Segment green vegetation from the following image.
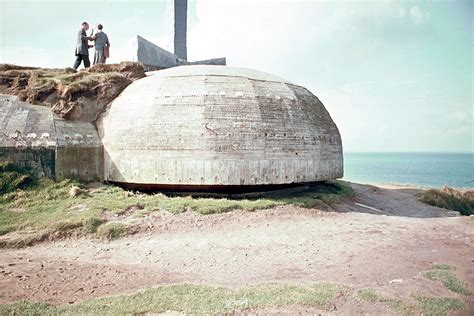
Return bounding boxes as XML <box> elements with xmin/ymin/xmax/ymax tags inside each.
<box><xmin>417</xmin><ymin>187</ymin><xmax>474</xmax><ymax>216</ymax></box>
<box><xmin>0</xmin><ymin>300</ymin><xmax>58</xmax><ymax>316</ymax></box>
<box><xmin>96</xmin><ymin>223</ymin><xmax>129</xmax><ymax>240</ymax></box>
<box><xmin>430</xmin><ymin>263</ymin><xmax>456</xmax><ymax>271</ymax></box>
<box><xmin>1</xmin><ymin>283</ymin><xmax>468</xmax><ymax>315</ymax></box>
<box><xmin>0</xmin><ymin>163</ymin><xmax>353</xmax><ymax>246</ymax></box>
<box><xmin>357</xmin><ymin>288</ymin><xmax>417</xmax><ymax>315</ymax></box>
<box><xmin>0</xmin><ymin>162</ymin><xmax>33</xmax><ymax>195</ymax></box>
<box><xmin>357</xmin><ymin>288</ymin><xmax>464</xmax><ymax>316</ymax></box>
<box><xmin>32</xmin><ymin>70</ymin><xmax>127</xmax><ymax>95</ymax></box>
<box><xmin>424</xmin><ymin>264</ymin><xmax>470</xmax><ymax>295</ymax></box>
<box><xmin>414</xmin><ymin>296</ymin><xmax>463</xmax><ymax>316</ymax></box>
<box><xmin>0</xmin><ymin>283</ymin><xmax>346</xmax><ymax>315</ymax></box>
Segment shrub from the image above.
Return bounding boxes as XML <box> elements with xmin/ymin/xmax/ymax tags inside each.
<box><xmin>96</xmin><ymin>223</ymin><xmax>129</xmax><ymax>240</ymax></box>
<box><xmin>417</xmin><ymin>187</ymin><xmax>474</xmax><ymax>216</ymax></box>
<box><xmin>0</xmin><ymin>162</ymin><xmax>33</xmax><ymax>195</ymax></box>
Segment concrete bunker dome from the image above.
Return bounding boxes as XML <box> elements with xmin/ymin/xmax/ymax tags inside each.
<box><xmin>98</xmin><ymin>65</ymin><xmax>343</xmax><ymax>189</ymax></box>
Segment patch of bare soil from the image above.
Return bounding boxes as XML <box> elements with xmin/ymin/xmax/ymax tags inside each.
<box><xmin>0</xmin><ymin>62</ymin><xmax>145</xmax><ymax>122</ymax></box>
<box><xmin>0</xmin><ymin>182</ymin><xmax>473</xmax><ymax>314</ymax></box>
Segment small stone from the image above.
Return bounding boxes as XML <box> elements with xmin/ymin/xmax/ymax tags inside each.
<box><xmin>389</xmin><ymin>279</ymin><xmax>403</xmax><ymax>284</ymax></box>
<box><xmin>69</xmin><ymin>186</ymin><xmax>85</xmax><ymax>198</ymax></box>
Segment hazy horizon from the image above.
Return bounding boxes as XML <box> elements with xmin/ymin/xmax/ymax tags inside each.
<box><xmin>1</xmin><ymin>0</ymin><xmax>472</xmax><ymax>153</ymax></box>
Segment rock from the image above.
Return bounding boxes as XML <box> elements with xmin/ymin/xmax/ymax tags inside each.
<box><xmin>15</xmin><ymin>189</ymin><xmax>27</xmax><ymax>198</ymax></box>
<box><xmin>69</xmin><ymin>186</ymin><xmax>84</xmax><ymax>198</ymax></box>
<box><xmin>389</xmin><ymin>279</ymin><xmax>403</xmax><ymax>283</ymax></box>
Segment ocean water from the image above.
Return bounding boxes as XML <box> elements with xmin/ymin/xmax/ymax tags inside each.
<box><xmin>343</xmin><ymin>152</ymin><xmax>474</xmax><ymax>189</ymax></box>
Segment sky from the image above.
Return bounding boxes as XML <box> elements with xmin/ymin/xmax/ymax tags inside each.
<box><xmin>0</xmin><ymin>0</ymin><xmax>472</xmax><ymax>153</ymax></box>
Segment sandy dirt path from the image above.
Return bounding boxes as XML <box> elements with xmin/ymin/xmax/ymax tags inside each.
<box><xmin>1</xmin><ymin>183</ymin><xmax>473</xmax><ymax>314</ymax></box>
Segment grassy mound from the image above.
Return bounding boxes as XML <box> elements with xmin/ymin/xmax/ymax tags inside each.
<box><xmin>417</xmin><ymin>187</ymin><xmax>474</xmax><ymax>216</ymax></box>
<box><xmin>0</xmin><ymin>62</ymin><xmax>145</xmax><ymax>122</ymax></box>
<box><xmin>0</xmin><ymin>163</ymin><xmax>353</xmax><ymax>246</ymax></box>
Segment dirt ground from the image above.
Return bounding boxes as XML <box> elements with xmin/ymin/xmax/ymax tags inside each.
<box><xmin>0</xmin><ymin>182</ymin><xmax>473</xmax><ymax>314</ymax></box>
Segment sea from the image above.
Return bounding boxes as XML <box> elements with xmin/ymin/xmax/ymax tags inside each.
<box><xmin>343</xmin><ymin>152</ymin><xmax>474</xmax><ymax>189</ymax></box>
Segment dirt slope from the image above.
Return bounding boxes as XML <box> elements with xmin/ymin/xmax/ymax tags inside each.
<box><xmin>0</xmin><ymin>62</ymin><xmax>145</xmax><ymax>122</ymax></box>
<box><xmin>0</xmin><ymin>183</ymin><xmax>473</xmax><ymax>314</ymax></box>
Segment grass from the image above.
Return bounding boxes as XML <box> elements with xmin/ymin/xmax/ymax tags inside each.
<box><xmin>96</xmin><ymin>223</ymin><xmax>129</xmax><ymax>240</ymax></box>
<box><xmin>357</xmin><ymin>288</ymin><xmax>417</xmax><ymax>315</ymax></box>
<box><xmin>0</xmin><ymin>162</ymin><xmax>33</xmax><ymax>195</ymax></box>
<box><xmin>0</xmin><ymin>283</ymin><xmax>346</xmax><ymax>315</ymax></box>
<box><xmin>430</xmin><ymin>263</ymin><xmax>456</xmax><ymax>271</ymax></box>
<box><xmin>424</xmin><ymin>264</ymin><xmax>470</xmax><ymax>295</ymax></box>
<box><xmin>0</xmin><ymin>164</ymin><xmax>353</xmax><ymax>246</ymax></box>
<box><xmin>29</xmin><ymin>70</ymin><xmax>128</xmax><ymax>100</ymax></box>
<box><xmin>414</xmin><ymin>296</ymin><xmax>463</xmax><ymax>316</ymax></box>
<box><xmin>357</xmin><ymin>288</ymin><xmax>464</xmax><ymax>316</ymax></box>
<box><xmin>417</xmin><ymin>187</ymin><xmax>474</xmax><ymax>216</ymax></box>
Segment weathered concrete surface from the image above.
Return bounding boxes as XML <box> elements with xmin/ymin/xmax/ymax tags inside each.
<box><xmin>136</xmin><ymin>36</ymin><xmax>226</xmax><ymax>71</ymax></box>
<box><xmin>98</xmin><ymin>65</ymin><xmax>343</xmax><ymax>187</ymax></box>
<box><xmin>188</xmin><ymin>57</ymin><xmax>227</xmax><ymax>66</ymax></box>
<box><xmin>137</xmin><ymin>36</ymin><xmax>185</xmax><ymax>70</ymax></box>
<box><xmin>168</xmin><ymin>0</ymin><xmax>188</xmax><ymax>60</ymax></box>
<box><xmin>54</xmin><ymin>118</ymin><xmax>103</xmax><ymax>181</ymax></box>
<box><xmin>0</xmin><ymin>94</ymin><xmax>103</xmax><ymax>181</ymax></box>
<box><xmin>0</xmin><ymin>95</ymin><xmax>56</xmax><ymax>177</ymax></box>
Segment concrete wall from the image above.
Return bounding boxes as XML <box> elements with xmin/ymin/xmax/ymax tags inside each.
<box><xmin>0</xmin><ymin>94</ymin><xmax>103</xmax><ymax>181</ymax></box>
<box><xmin>0</xmin><ymin>95</ymin><xmax>57</xmax><ymax>177</ymax></box>
<box><xmin>98</xmin><ymin>66</ymin><xmax>343</xmax><ymax>187</ymax></box>
<box><xmin>0</xmin><ymin>147</ymin><xmax>56</xmax><ymax>178</ymax></box>
<box><xmin>54</xmin><ymin>119</ymin><xmax>103</xmax><ymax>181</ymax></box>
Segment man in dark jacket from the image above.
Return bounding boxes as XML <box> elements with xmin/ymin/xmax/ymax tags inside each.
<box><xmin>73</xmin><ymin>22</ymin><xmax>93</xmax><ymax>69</ymax></box>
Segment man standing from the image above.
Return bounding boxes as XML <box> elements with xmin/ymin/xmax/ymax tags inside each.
<box><xmin>90</xmin><ymin>24</ymin><xmax>110</xmax><ymax>65</ymax></box>
<box><xmin>73</xmin><ymin>22</ymin><xmax>93</xmax><ymax>69</ymax></box>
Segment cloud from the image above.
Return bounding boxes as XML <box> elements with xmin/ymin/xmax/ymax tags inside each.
<box><xmin>409</xmin><ymin>6</ymin><xmax>429</xmax><ymax>24</ymax></box>
<box><xmin>108</xmin><ymin>36</ymin><xmax>138</xmax><ymax>64</ymax></box>
<box><xmin>399</xmin><ymin>7</ymin><xmax>406</xmax><ymax>18</ymax></box>
<box><xmin>0</xmin><ymin>46</ymin><xmax>59</xmax><ymax>68</ymax></box>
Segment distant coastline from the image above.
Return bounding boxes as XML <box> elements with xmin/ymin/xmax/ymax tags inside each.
<box><xmin>343</xmin><ymin>152</ymin><xmax>474</xmax><ymax>189</ymax></box>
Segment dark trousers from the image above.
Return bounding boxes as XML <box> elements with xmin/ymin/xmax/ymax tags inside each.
<box><xmin>73</xmin><ymin>54</ymin><xmax>90</xmax><ymax>69</ymax></box>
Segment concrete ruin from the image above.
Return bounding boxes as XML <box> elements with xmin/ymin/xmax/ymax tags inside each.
<box><xmin>97</xmin><ymin>65</ymin><xmax>343</xmax><ymax>190</ymax></box>
<box><xmin>0</xmin><ymin>95</ymin><xmax>102</xmax><ymax>181</ymax></box>
<box><xmin>1</xmin><ymin>65</ymin><xmax>343</xmax><ymax>190</ymax></box>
